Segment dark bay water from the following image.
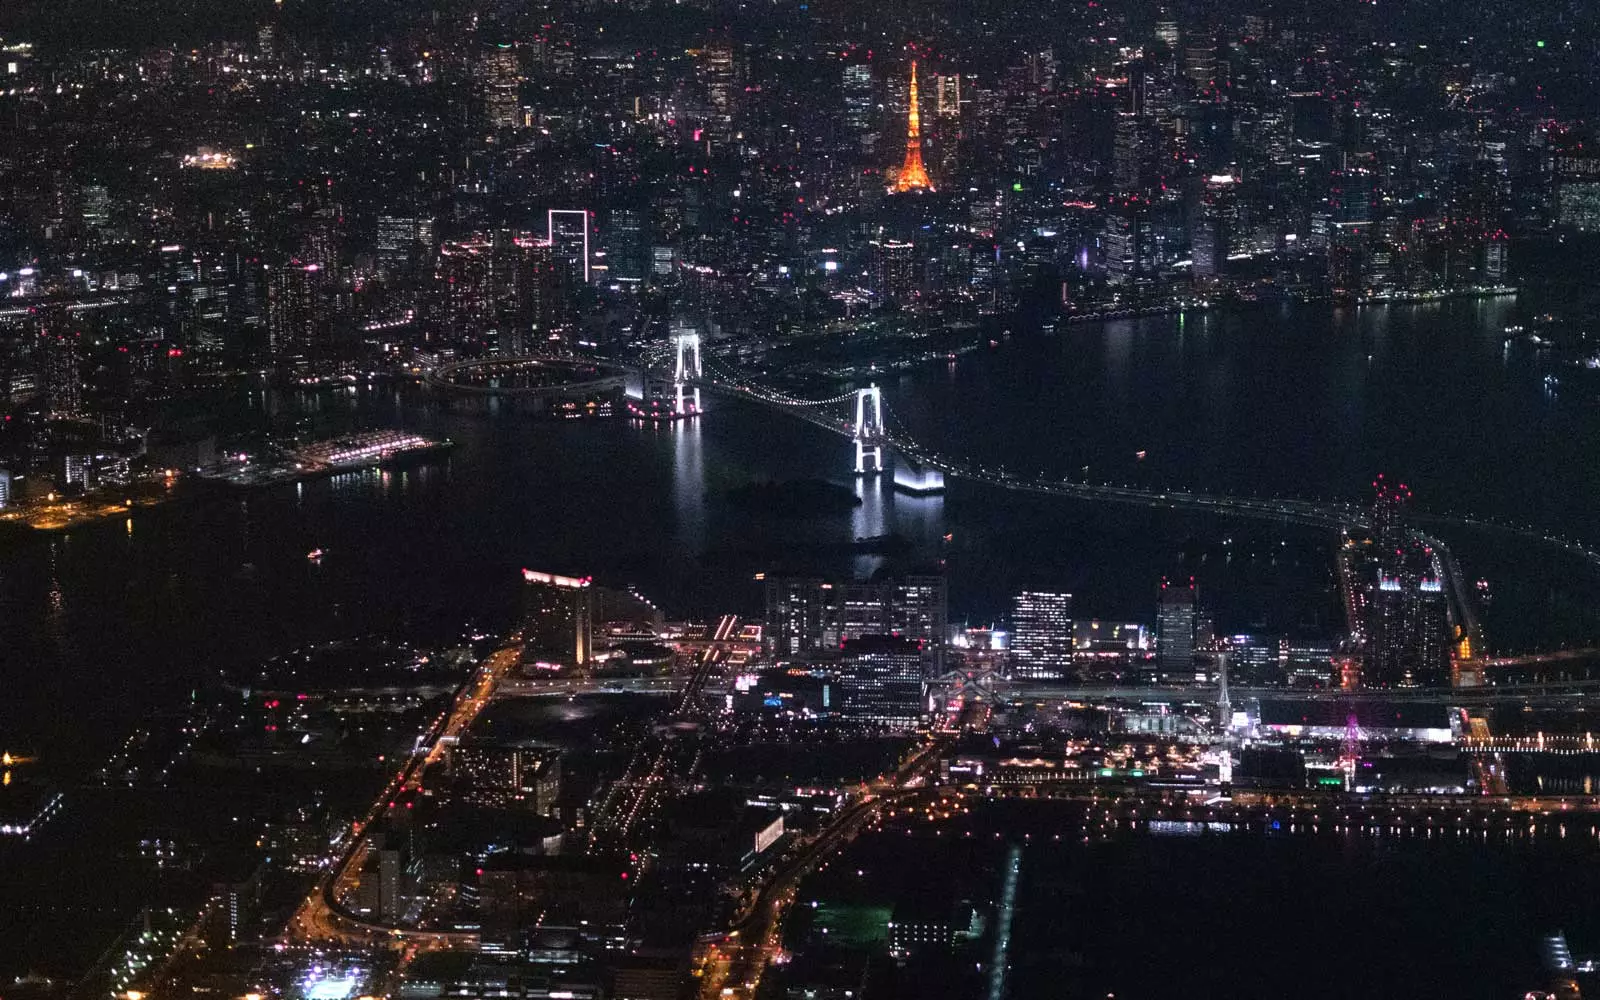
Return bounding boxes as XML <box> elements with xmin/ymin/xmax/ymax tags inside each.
<box><xmin>796</xmin><ymin>800</ymin><xmax>1600</xmax><ymax>1000</ymax></box>
<box><xmin>2</xmin><ymin>299</ymin><xmax>1599</xmax><ymax>778</ymax></box>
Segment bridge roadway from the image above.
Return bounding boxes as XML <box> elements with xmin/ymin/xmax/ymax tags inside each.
<box><xmin>695</xmin><ymin>368</ymin><xmax>1600</xmax><ymax>572</ymax></box>
<box><xmin>695</xmin><ymin>375</ymin><xmax>1366</xmax><ymax>532</ymax></box>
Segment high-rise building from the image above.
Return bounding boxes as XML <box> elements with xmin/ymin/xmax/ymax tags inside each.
<box><xmin>765</xmin><ymin>577</ymin><xmax>829</xmax><ymax>657</ymax></box>
<box><xmin>1366</xmin><ymin>561</ymin><xmax>1450</xmax><ymax>688</ymax></box>
<box><xmin>547</xmin><ymin>209</ymin><xmax>591</xmax><ymax>287</ymax></box>
<box><xmin>1362</xmin><ymin>480</ymin><xmax>1450</xmax><ymax>688</ymax></box>
<box><xmin>842</xmin><ymin>62</ymin><xmax>876</xmax><ymax>153</ymax></box>
<box><xmin>1112</xmin><ymin>112</ymin><xmax>1149</xmax><ymax>193</ymax></box>
<box><xmin>699</xmin><ymin>41</ymin><xmax>737</xmax><ymax>129</ymax></box>
<box><xmin>1010</xmin><ymin>591</ymin><xmax>1074</xmax><ymax>680</ymax></box>
<box><xmin>479</xmin><ymin>44</ymin><xmax>521</xmax><ymax>131</ymax></box>
<box><xmin>1104</xmin><ymin>201</ymin><xmax>1154</xmax><ymax>287</ymax></box>
<box><xmin>1371</xmin><ymin>474</ymin><xmax>1411</xmax><ymax>552</ymax></box>
<box><xmin>0</xmin><ymin>468</ymin><xmax>11</xmax><ymax>509</ymax></box>
<box><xmin>766</xmin><ymin>574</ymin><xmax>946</xmax><ymax>668</ymax></box>
<box><xmin>1183</xmin><ymin>44</ymin><xmax>1217</xmax><ymax>91</ymax></box>
<box><xmin>41</xmin><ymin>329</ymin><xmax>82</xmax><ymax>419</ymax></box>
<box><xmin>935</xmin><ymin>73</ymin><xmax>961</xmax><ymax>118</ymax></box>
<box><xmin>893</xmin><ymin>60</ymin><xmax>933</xmax><ymax>192</ymax></box>
<box><xmin>834</xmin><ymin>635</ymin><xmax>926</xmax><ymax>731</ymax></box>
<box><xmin>1156</xmin><ymin>577</ymin><xmax>1198</xmax><ymax>682</ymax></box>
<box><xmin>376</xmin><ymin>214</ymin><xmax>435</xmax><ymax>280</ymax></box>
<box><xmin>450</xmin><ymin>742</ymin><xmax>561</xmax><ymax>814</ymax></box>
<box><xmin>605</xmin><ymin>208</ymin><xmax>646</xmax><ymax>284</ymax></box>
<box><xmin>265</xmin><ymin>261</ymin><xmax>324</xmax><ymax>359</ymax></box>
<box><xmin>522</xmin><ymin>569</ymin><xmax>593</xmax><ymax>668</ymax></box>
<box><xmin>1555</xmin><ymin>151</ymin><xmax>1600</xmax><ymax>232</ymax></box>
<box><xmin>1192</xmin><ymin>174</ymin><xmax>1239</xmax><ymax>280</ymax></box>
<box><xmin>870</xmin><ymin>239</ymin><xmax>917</xmax><ymax>302</ymax></box>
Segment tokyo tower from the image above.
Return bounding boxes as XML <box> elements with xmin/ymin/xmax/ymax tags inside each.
<box><xmin>893</xmin><ymin>60</ymin><xmax>934</xmax><ymax>192</ymax></box>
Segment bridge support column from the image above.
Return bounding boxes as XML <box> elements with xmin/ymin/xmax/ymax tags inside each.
<box><xmin>674</xmin><ymin>332</ymin><xmax>702</xmax><ymax>416</ymax></box>
<box><xmin>853</xmin><ymin>384</ymin><xmax>884</xmax><ymax>474</ymax></box>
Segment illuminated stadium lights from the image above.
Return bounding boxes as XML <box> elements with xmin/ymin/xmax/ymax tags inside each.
<box><xmin>521</xmin><ymin>569</ymin><xmax>592</xmax><ymax>589</ymax></box>
<box><xmin>181</xmin><ymin>148</ymin><xmax>237</xmax><ymax>169</ymax></box>
<box><xmin>300</xmin><ymin>965</ymin><xmax>363</xmax><ymax>1000</ymax></box>
<box><xmin>291</xmin><ymin>430</ymin><xmax>435</xmax><ymax>468</ymax></box>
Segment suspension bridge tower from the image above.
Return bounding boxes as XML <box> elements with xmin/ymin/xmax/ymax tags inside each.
<box><xmin>674</xmin><ymin>331</ymin><xmax>702</xmax><ymax>416</ymax></box>
<box><xmin>853</xmin><ymin>384</ymin><xmax>886</xmax><ymax>474</ymax></box>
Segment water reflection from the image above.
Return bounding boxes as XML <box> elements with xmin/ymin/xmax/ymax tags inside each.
<box><xmin>671</xmin><ymin>417</ymin><xmax>705</xmax><ymax>556</ymax></box>
<box><xmin>851</xmin><ymin>473</ymin><xmax>886</xmax><ymax>578</ymax></box>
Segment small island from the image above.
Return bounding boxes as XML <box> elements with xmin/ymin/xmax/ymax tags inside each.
<box><xmin>724</xmin><ymin>478</ymin><xmax>863</xmax><ymax>516</ymax></box>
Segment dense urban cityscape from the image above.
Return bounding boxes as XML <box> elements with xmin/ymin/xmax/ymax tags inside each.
<box><xmin>3</xmin><ymin>0</ymin><xmax>1600</xmax><ymax>996</ymax></box>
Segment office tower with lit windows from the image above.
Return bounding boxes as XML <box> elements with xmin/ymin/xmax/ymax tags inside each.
<box><xmin>834</xmin><ymin>635</ymin><xmax>926</xmax><ymax>731</ymax></box>
<box><xmin>1010</xmin><ymin>591</ymin><xmax>1074</xmax><ymax>680</ymax></box>
<box><xmin>376</xmin><ymin>214</ymin><xmax>435</xmax><ymax>281</ymax></box>
<box><xmin>547</xmin><ymin>210</ymin><xmax>591</xmax><ymax>289</ymax></box>
<box><xmin>767</xmin><ymin>574</ymin><xmax>946</xmax><ymax>669</ymax></box>
<box><xmin>41</xmin><ymin>329</ymin><xmax>83</xmax><ymax>419</ymax></box>
<box><xmin>450</xmin><ymin>742</ymin><xmax>562</xmax><ymax>814</ymax></box>
<box><xmin>1156</xmin><ymin>578</ymin><xmax>1198</xmax><ymax>682</ymax></box>
<box><xmin>479</xmin><ymin>44</ymin><xmax>520</xmax><ymax>131</ymax></box>
<box><xmin>699</xmin><ymin>40</ymin><xmax>737</xmax><ymax>130</ymax></box>
<box><xmin>765</xmin><ymin>577</ymin><xmax>829</xmax><ymax>658</ymax></box>
<box><xmin>1104</xmin><ymin>200</ymin><xmax>1154</xmax><ymax>287</ymax></box>
<box><xmin>522</xmin><ymin>569</ymin><xmax>593</xmax><ymax>669</ymax></box>
<box><xmin>842</xmin><ymin>62</ymin><xmax>876</xmax><ymax>154</ymax></box>
<box><xmin>870</xmin><ymin>239</ymin><xmax>917</xmax><ymax>302</ymax></box>
<box><xmin>265</xmin><ymin>261</ymin><xmax>324</xmax><ymax>359</ymax></box>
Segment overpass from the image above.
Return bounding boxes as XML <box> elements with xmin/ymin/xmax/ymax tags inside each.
<box><xmin>1004</xmin><ymin>679</ymin><xmax>1600</xmax><ymax>706</ymax></box>
<box><xmin>499</xmin><ymin>675</ymin><xmax>683</xmax><ymax>697</ymax></box>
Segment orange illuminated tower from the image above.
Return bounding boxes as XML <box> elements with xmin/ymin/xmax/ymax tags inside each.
<box><xmin>894</xmin><ymin>60</ymin><xmax>934</xmax><ymax>192</ymax></box>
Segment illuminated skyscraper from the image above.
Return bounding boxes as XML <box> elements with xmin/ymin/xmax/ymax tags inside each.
<box><xmin>1011</xmin><ymin>591</ymin><xmax>1074</xmax><ymax>680</ymax></box>
<box><xmin>700</xmin><ymin>41</ymin><xmax>737</xmax><ymax>129</ymax></box>
<box><xmin>1371</xmin><ymin>474</ymin><xmax>1411</xmax><ymax>552</ymax></box>
<box><xmin>842</xmin><ymin>62</ymin><xmax>876</xmax><ymax>153</ymax></box>
<box><xmin>1156</xmin><ymin>577</ymin><xmax>1198</xmax><ymax>682</ymax></box>
<box><xmin>835</xmin><ymin>635</ymin><xmax>925</xmax><ymax>731</ymax></box>
<box><xmin>522</xmin><ymin>569</ymin><xmax>593</xmax><ymax>668</ymax></box>
<box><xmin>869</xmin><ymin>239</ymin><xmax>916</xmax><ymax>302</ymax></box>
<box><xmin>376</xmin><ymin>214</ymin><xmax>434</xmax><ymax>280</ymax></box>
<box><xmin>265</xmin><ymin>261</ymin><xmax>324</xmax><ymax>359</ymax></box>
<box><xmin>479</xmin><ymin>44</ymin><xmax>521</xmax><ymax>131</ymax></box>
<box><xmin>547</xmin><ymin>209</ymin><xmax>591</xmax><ymax>287</ymax></box>
<box><xmin>893</xmin><ymin>61</ymin><xmax>933</xmax><ymax>192</ymax></box>
<box><xmin>41</xmin><ymin>328</ymin><xmax>83</xmax><ymax>419</ymax></box>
